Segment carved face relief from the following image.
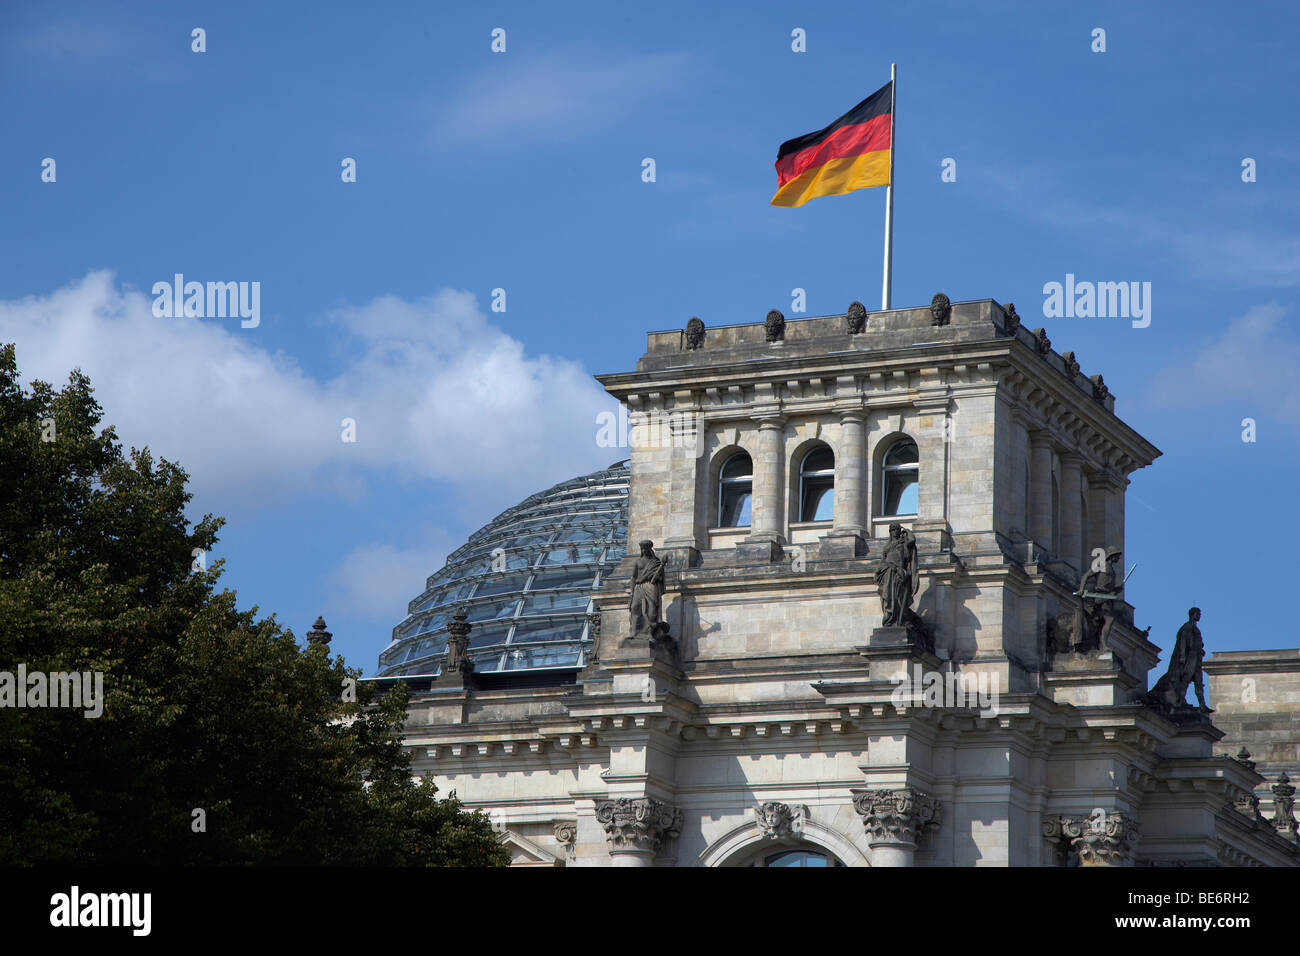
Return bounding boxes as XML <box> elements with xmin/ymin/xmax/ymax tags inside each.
<box><xmin>929</xmin><ymin>293</ymin><xmax>951</xmax><ymax>326</ymax></box>
<box><xmin>846</xmin><ymin>301</ymin><xmax>867</xmax><ymax>334</ymax></box>
<box><xmin>765</xmin><ymin>309</ymin><xmax>786</xmax><ymax>343</ymax></box>
<box><xmin>684</xmin><ymin>317</ymin><xmax>705</xmax><ymax>349</ymax></box>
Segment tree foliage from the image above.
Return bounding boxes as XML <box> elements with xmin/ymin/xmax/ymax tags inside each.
<box><xmin>0</xmin><ymin>343</ymin><xmax>508</xmax><ymax>866</ymax></box>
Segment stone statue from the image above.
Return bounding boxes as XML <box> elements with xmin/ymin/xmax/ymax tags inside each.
<box><xmin>629</xmin><ymin>539</ymin><xmax>668</xmax><ymax>641</ymax></box>
<box><xmin>1146</xmin><ymin>608</ymin><xmax>1211</xmax><ymax>713</ymax></box>
<box><xmin>875</xmin><ymin>523</ymin><xmax>919</xmax><ymax>627</ymax></box>
<box><xmin>1047</xmin><ymin>547</ymin><xmax>1127</xmax><ymax>655</ymax></box>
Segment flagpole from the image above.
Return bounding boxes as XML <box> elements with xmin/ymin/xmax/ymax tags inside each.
<box><xmin>881</xmin><ymin>62</ymin><xmax>896</xmax><ymax>311</ymax></box>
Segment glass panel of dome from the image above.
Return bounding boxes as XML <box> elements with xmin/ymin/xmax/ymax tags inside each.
<box><xmin>430</xmin><ymin>580</ymin><xmax>476</xmax><ymax>607</ymax></box>
<box><xmin>528</xmin><ymin>568</ymin><xmax>597</xmax><ymax>591</ymax></box>
<box><xmin>501</xmin><ymin>644</ymin><xmax>582</xmax><ymax>670</ymax></box>
<box><xmin>540</xmin><ymin>545</ymin><xmax>597</xmax><ymax>566</ymax></box>
<box><xmin>474</xmin><ymin>572</ymin><xmax>530</xmax><ymax>598</ymax></box>
<box><xmin>467</xmin><ymin>623</ymin><xmax>511</xmax><ymax>651</ymax></box>
<box><xmin>509</xmin><ymin>619</ymin><xmax>586</xmax><ymax>645</ymax></box>
<box><xmin>521</xmin><ymin>590</ymin><xmax>591</xmax><ymax>615</ymax></box>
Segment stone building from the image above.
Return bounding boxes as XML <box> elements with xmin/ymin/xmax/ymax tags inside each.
<box><xmin>381</xmin><ymin>298</ymin><xmax>1299</xmax><ymax>867</ymax></box>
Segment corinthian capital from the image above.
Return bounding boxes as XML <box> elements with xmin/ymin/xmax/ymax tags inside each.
<box><xmin>595</xmin><ymin>798</ymin><xmax>683</xmax><ymax>854</ymax></box>
<box><xmin>852</xmin><ymin>788</ymin><xmax>941</xmax><ymax>846</ymax></box>
<box><xmin>1044</xmin><ymin>812</ymin><xmax>1140</xmax><ymax>866</ymax></box>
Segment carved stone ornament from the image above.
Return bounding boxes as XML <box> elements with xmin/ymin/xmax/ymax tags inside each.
<box><xmin>1272</xmin><ymin>772</ymin><xmax>1297</xmax><ymax>834</ymax></box>
<box><xmin>306</xmin><ymin>616</ymin><xmax>332</xmax><ymax>648</ymax></box>
<box><xmin>445</xmin><ymin>606</ymin><xmax>472</xmax><ymax>676</ymax></box>
<box><xmin>929</xmin><ymin>292</ymin><xmax>952</xmax><ymax>326</ymax></box>
<box><xmin>553</xmin><ymin>821</ymin><xmax>578</xmax><ymax>859</ymax></box>
<box><xmin>846</xmin><ymin>300</ymin><xmax>867</xmax><ymax>334</ymax></box>
<box><xmin>755</xmin><ymin>801</ymin><xmax>806</xmax><ymax>839</ymax></box>
<box><xmin>765</xmin><ymin>309</ymin><xmax>786</xmax><ymax>342</ymax></box>
<box><xmin>1032</xmin><ymin>327</ymin><xmax>1052</xmax><ymax>355</ymax></box>
<box><xmin>585</xmin><ymin>610</ymin><xmax>601</xmax><ymax>664</ymax></box>
<box><xmin>684</xmin><ymin>316</ymin><xmax>705</xmax><ymax>350</ymax></box>
<box><xmin>1061</xmin><ymin>351</ymin><xmax>1081</xmax><ymax>379</ymax></box>
<box><xmin>594</xmin><ymin>798</ymin><xmax>683</xmax><ymax>854</ymax></box>
<box><xmin>1001</xmin><ymin>302</ymin><xmax>1021</xmax><ymax>335</ymax></box>
<box><xmin>853</xmin><ymin>788</ymin><xmax>941</xmax><ymax>846</ymax></box>
<box><xmin>1044</xmin><ymin>813</ymin><xmax>1140</xmax><ymax>866</ymax></box>
<box><xmin>1090</xmin><ymin>373</ymin><xmax>1110</xmax><ymax>403</ymax></box>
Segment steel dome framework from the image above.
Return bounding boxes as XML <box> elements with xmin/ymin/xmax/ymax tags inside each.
<box><xmin>377</xmin><ymin>461</ymin><xmax>629</xmax><ymax>677</ymax></box>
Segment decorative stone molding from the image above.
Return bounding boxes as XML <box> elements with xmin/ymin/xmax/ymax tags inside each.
<box><xmin>1000</xmin><ymin>302</ymin><xmax>1021</xmax><ymax>335</ymax></box>
<box><xmin>765</xmin><ymin>309</ymin><xmax>786</xmax><ymax>342</ymax></box>
<box><xmin>553</xmin><ymin>821</ymin><xmax>578</xmax><ymax>860</ymax></box>
<box><xmin>846</xmin><ymin>300</ymin><xmax>867</xmax><ymax>334</ymax></box>
<box><xmin>684</xmin><ymin>316</ymin><xmax>705</xmax><ymax>349</ymax></box>
<box><xmin>754</xmin><ymin>801</ymin><xmax>807</xmax><ymax>839</ymax></box>
<box><xmin>1032</xmin><ymin>327</ymin><xmax>1052</xmax><ymax>355</ymax></box>
<box><xmin>1044</xmin><ymin>812</ymin><xmax>1140</xmax><ymax>866</ymax></box>
<box><xmin>852</xmin><ymin>788</ymin><xmax>941</xmax><ymax>846</ymax></box>
<box><xmin>1061</xmin><ymin>351</ymin><xmax>1081</xmax><ymax>379</ymax></box>
<box><xmin>1272</xmin><ymin>772</ymin><xmax>1297</xmax><ymax>835</ymax></box>
<box><xmin>595</xmin><ymin>798</ymin><xmax>683</xmax><ymax>854</ymax></box>
<box><xmin>1089</xmin><ymin>373</ymin><xmax>1110</xmax><ymax>404</ymax></box>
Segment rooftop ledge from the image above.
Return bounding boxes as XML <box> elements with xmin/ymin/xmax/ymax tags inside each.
<box><xmin>620</xmin><ymin>296</ymin><xmax>1115</xmax><ymax>414</ymax></box>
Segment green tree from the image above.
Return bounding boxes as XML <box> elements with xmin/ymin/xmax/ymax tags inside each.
<box><xmin>0</xmin><ymin>343</ymin><xmax>508</xmax><ymax>866</ymax></box>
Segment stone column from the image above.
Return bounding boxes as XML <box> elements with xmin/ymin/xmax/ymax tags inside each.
<box><xmin>595</xmin><ymin>798</ymin><xmax>682</xmax><ymax>867</ymax></box>
<box><xmin>1058</xmin><ymin>453</ymin><xmax>1083</xmax><ymax>574</ymax></box>
<box><xmin>743</xmin><ymin>415</ymin><xmax>786</xmax><ymax>558</ymax></box>
<box><xmin>852</xmin><ymin>788</ymin><xmax>940</xmax><ymax>867</ymax></box>
<box><xmin>662</xmin><ymin>399</ymin><xmax>703</xmax><ymax>566</ymax></box>
<box><xmin>823</xmin><ymin>412</ymin><xmax>867</xmax><ymax>558</ymax></box>
<box><xmin>1028</xmin><ymin>431</ymin><xmax>1055</xmax><ymax>554</ymax></box>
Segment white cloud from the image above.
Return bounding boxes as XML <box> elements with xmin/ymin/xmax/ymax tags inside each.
<box><xmin>0</xmin><ymin>271</ymin><xmax>616</xmax><ymax>512</ymax></box>
<box><xmin>1147</xmin><ymin>303</ymin><xmax>1300</xmax><ymax>426</ymax></box>
<box><xmin>432</xmin><ymin>50</ymin><xmax>697</xmax><ymax>146</ymax></box>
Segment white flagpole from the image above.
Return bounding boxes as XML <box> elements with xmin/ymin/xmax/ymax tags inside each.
<box><xmin>881</xmin><ymin>62</ymin><xmax>896</xmax><ymax>311</ymax></box>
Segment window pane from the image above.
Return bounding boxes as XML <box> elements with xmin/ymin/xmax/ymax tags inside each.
<box><xmin>801</xmin><ymin>480</ymin><xmax>834</xmax><ymax>522</ymax></box>
<box><xmin>721</xmin><ymin>453</ymin><xmax>752</xmax><ymax>480</ymax></box>
<box><xmin>885</xmin><ymin>440</ymin><xmax>918</xmax><ymax>467</ymax></box>
<box><xmin>884</xmin><ymin>472</ymin><xmax>918</xmax><ymax>516</ymax></box>
<box><xmin>720</xmin><ymin>487</ymin><xmax>752</xmax><ymax>527</ymax></box>
<box><xmin>802</xmin><ymin>447</ymin><xmax>834</xmax><ymax>474</ymax></box>
<box><xmin>765</xmin><ymin>850</ymin><xmax>829</xmax><ymax>867</ymax></box>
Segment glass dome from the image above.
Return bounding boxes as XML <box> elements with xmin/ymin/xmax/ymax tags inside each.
<box><xmin>377</xmin><ymin>460</ymin><xmax>629</xmax><ymax>677</ymax></box>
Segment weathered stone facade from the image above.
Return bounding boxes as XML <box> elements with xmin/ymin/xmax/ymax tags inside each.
<box><xmin>395</xmin><ymin>299</ymin><xmax>1300</xmax><ymax>867</ymax></box>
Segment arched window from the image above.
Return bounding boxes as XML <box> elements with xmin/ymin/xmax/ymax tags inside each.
<box><xmin>799</xmin><ymin>445</ymin><xmax>835</xmax><ymax>522</ymax></box>
<box><xmin>881</xmin><ymin>438</ymin><xmax>918</xmax><ymax>516</ymax></box>
<box><xmin>717</xmin><ymin>453</ymin><xmax>753</xmax><ymax>527</ymax></box>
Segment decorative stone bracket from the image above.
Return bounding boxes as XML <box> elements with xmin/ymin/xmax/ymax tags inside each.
<box><xmin>1043</xmin><ymin>812</ymin><xmax>1140</xmax><ymax>866</ymax></box>
<box><xmin>852</xmin><ymin>788</ymin><xmax>941</xmax><ymax>847</ymax></box>
<box><xmin>595</xmin><ymin>798</ymin><xmax>683</xmax><ymax>855</ymax></box>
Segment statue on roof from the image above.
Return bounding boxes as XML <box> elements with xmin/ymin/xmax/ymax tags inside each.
<box><xmin>1145</xmin><ymin>608</ymin><xmax>1211</xmax><ymax>714</ymax></box>
<box><xmin>629</xmin><ymin>539</ymin><xmax>670</xmax><ymax>643</ymax></box>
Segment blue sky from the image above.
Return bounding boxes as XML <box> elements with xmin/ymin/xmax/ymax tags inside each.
<box><xmin>2</xmin><ymin>0</ymin><xmax>1296</xmax><ymax>676</ymax></box>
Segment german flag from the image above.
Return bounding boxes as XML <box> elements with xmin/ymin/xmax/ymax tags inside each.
<box><xmin>771</xmin><ymin>81</ymin><xmax>893</xmax><ymax>208</ymax></box>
